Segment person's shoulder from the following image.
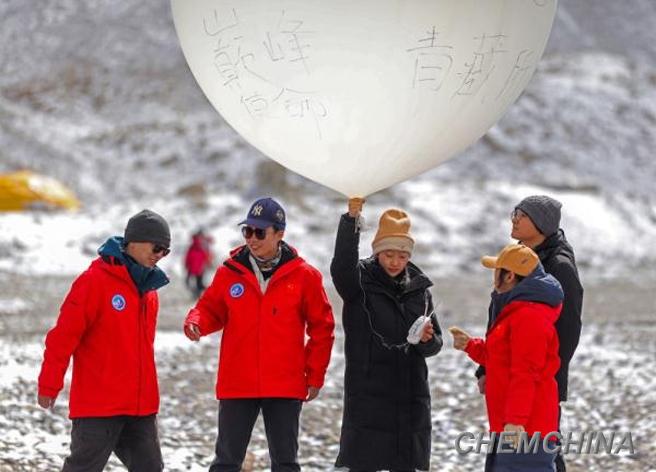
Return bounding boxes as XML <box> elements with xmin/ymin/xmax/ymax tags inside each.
<box><xmin>291</xmin><ymin>258</ymin><xmax>325</xmax><ymax>282</ymax></box>
<box><xmin>510</xmin><ymin>300</ymin><xmax>558</xmax><ymax>325</ymax></box>
<box><xmin>77</xmin><ymin>257</ymin><xmax>107</xmax><ymax>282</ymax></box>
<box><xmin>548</xmin><ymin>254</ymin><xmax>580</xmax><ymax>282</ymax></box>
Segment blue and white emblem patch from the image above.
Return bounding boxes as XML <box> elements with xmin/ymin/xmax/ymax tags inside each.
<box><xmin>111</xmin><ymin>294</ymin><xmax>126</xmax><ymax>311</ymax></box>
<box><xmin>229</xmin><ymin>283</ymin><xmax>245</xmax><ymax>298</ymax></box>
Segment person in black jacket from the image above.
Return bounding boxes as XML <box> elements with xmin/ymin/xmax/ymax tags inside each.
<box><xmin>475</xmin><ymin>195</ymin><xmax>583</xmax><ymax>472</ymax></box>
<box><xmin>331</xmin><ymin>198</ymin><xmax>443</xmax><ymax>472</ymax></box>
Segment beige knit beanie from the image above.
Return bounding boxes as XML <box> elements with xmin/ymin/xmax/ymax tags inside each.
<box><xmin>372</xmin><ymin>209</ymin><xmax>415</xmax><ymax>255</ymax></box>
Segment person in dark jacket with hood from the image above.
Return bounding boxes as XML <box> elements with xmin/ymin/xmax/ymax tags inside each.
<box><xmin>37</xmin><ymin>209</ymin><xmax>171</xmax><ymax>472</ymax></box>
<box><xmin>331</xmin><ymin>198</ymin><xmax>443</xmax><ymax>472</ymax></box>
<box><xmin>475</xmin><ymin>195</ymin><xmax>583</xmax><ymax>472</ymax></box>
<box><xmin>451</xmin><ymin>244</ymin><xmax>564</xmax><ymax>472</ymax></box>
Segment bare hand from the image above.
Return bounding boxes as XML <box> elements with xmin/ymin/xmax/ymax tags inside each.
<box><xmin>420</xmin><ymin>322</ymin><xmax>434</xmax><ymax>343</ymax></box>
<box><xmin>448</xmin><ymin>326</ymin><xmax>471</xmax><ymax>351</ymax></box>
<box><xmin>184</xmin><ymin>323</ymin><xmax>201</xmax><ymax>342</ymax></box>
<box><xmin>348</xmin><ymin>197</ymin><xmax>365</xmax><ymax>218</ymax></box>
<box><xmin>503</xmin><ymin>423</ymin><xmax>526</xmax><ymax>448</ymax></box>
<box><xmin>477</xmin><ymin>375</ymin><xmax>486</xmax><ymax>395</ymax></box>
<box><xmin>306</xmin><ymin>386</ymin><xmax>320</xmax><ymax>402</ymax></box>
<box><xmin>38</xmin><ymin>395</ymin><xmax>55</xmax><ymax>409</ymax></box>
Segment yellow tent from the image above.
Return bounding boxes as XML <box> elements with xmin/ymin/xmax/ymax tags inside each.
<box><xmin>0</xmin><ymin>170</ymin><xmax>80</xmax><ymax>211</ymax></box>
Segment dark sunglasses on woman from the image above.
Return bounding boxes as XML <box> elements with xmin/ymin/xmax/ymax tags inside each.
<box><xmin>241</xmin><ymin>226</ymin><xmax>267</xmax><ymax>240</ymax></box>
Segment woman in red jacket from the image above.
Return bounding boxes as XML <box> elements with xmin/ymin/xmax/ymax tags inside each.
<box><xmin>183</xmin><ymin>197</ymin><xmax>335</xmax><ymax>472</ymax></box>
<box><xmin>450</xmin><ymin>244</ymin><xmax>563</xmax><ymax>472</ymax></box>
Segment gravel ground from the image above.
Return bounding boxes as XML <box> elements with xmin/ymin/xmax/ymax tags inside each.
<box><xmin>0</xmin><ymin>270</ymin><xmax>654</xmax><ymax>471</ymax></box>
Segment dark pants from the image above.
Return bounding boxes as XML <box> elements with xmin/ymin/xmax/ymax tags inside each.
<box><xmin>62</xmin><ymin>415</ymin><xmax>163</xmax><ymax>472</ymax></box>
<box><xmin>210</xmin><ymin>398</ymin><xmax>302</xmax><ymax>472</ymax></box>
<box><xmin>186</xmin><ymin>273</ymin><xmax>206</xmax><ymax>299</ymax></box>
<box><xmin>484</xmin><ymin>435</ymin><xmax>555</xmax><ymax>472</ymax></box>
<box><xmin>555</xmin><ymin>404</ymin><xmax>566</xmax><ymax>472</ymax></box>
<box><xmin>491</xmin><ymin>450</ymin><xmax>555</xmax><ymax>471</ymax></box>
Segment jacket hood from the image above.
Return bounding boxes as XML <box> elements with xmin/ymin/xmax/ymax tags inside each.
<box><xmin>490</xmin><ymin>263</ymin><xmax>563</xmax><ymax>322</ymax></box>
<box><xmin>361</xmin><ymin>257</ymin><xmax>432</xmax><ymax>295</ymax></box>
<box><xmin>511</xmin><ymin>263</ymin><xmax>564</xmax><ymax>307</ymax></box>
<box><xmin>98</xmin><ymin>236</ymin><xmax>169</xmax><ymax>294</ymax></box>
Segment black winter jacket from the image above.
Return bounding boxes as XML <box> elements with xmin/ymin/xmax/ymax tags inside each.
<box><xmin>476</xmin><ymin>230</ymin><xmax>583</xmax><ymax>401</ymax></box>
<box><xmin>331</xmin><ymin>214</ymin><xmax>443</xmax><ymax>471</ymax></box>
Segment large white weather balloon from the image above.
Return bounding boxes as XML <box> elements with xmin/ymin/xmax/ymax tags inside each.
<box><xmin>172</xmin><ymin>0</ymin><xmax>557</xmax><ymax>196</ymax></box>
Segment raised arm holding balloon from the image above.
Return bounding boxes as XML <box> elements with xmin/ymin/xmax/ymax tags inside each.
<box><xmin>331</xmin><ymin>198</ymin><xmax>442</xmax><ymax>472</ymax></box>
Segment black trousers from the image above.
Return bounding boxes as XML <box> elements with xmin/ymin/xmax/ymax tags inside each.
<box><xmin>62</xmin><ymin>415</ymin><xmax>163</xmax><ymax>472</ymax></box>
<box><xmin>209</xmin><ymin>398</ymin><xmax>302</xmax><ymax>472</ymax></box>
<box><xmin>186</xmin><ymin>273</ymin><xmax>206</xmax><ymax>299</ymax></box>
<box><xmin>555</xmin><ymin>404</ymin><xmax>566</xmax><ymax>472</ymax></box>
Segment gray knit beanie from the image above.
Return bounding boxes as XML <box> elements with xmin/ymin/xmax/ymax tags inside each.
<box><xmin>124</xmin><ymin>209</ymin><xmax>171</xmax><ymax>247</ymax></box>
<box><xmin>515</xmin><ymin>195</ymin><xmax>562</xmax><ymax>237</ymax></box>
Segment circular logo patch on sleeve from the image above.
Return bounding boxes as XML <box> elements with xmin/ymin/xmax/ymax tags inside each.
<box><xmin>229</xmin><ymin>283</ymin><xmax>245</xmax><ymax>298</ymax></box>
<box><xmin>111</xmin><ymin>294</ymin><xmax>126</xmax><ymax>311</ymax></box>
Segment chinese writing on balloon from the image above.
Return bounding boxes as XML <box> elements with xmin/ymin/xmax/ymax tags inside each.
<box><xmin>407</xmin><ymin>28</ymin><xmax>536</xmax><ymax>101</ymax></box>
<box><xmin>406</xmin><ymin>26</ymin><xmax>454</xmax><ymax>92</ymax></box>
<box><xmin>453</xmin><ymin>33</ymin><xmax>508</xmax><ymax>97</ymax></box>
<box><xmin>202</xmin><ymin>7</ymin><xmax>328</xmax><ymax>138</ymax></box>
<box><xmin>263</xmin><ymin>10</ymin><xmax>314</xmax><ymax>74</ymax></box>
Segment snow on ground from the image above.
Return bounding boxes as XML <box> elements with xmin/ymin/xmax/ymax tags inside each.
<box><xmin>1</xmin><ymin>325</ymin><xmax>654</xmax><ymax>472</ymax></box>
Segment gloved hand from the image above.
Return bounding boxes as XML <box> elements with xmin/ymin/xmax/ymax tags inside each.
<box><xmin>348</xmin><ymin>197</ymin><xmax>365</xmax><ymax>218</ymax></box>
<box><xmin>503</xmin><ymin>423</ymin><xmax>526</xmax><ymax>449</ymax></box>
<box><xmin>448</xmin><ymin>326</ymin><xmax>472</xmax><ymax>351</ymax></box>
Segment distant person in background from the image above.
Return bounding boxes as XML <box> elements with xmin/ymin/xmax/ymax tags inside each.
<box><xmin>37</xmin><ymin>209</ymin><xmax>171</xmax><ymax>472</ymax></box>
<box><xmin>451</xmin><ymin>244</ymin><xmax>563</xmax><ymax>472</ymax></box>
<box><xmin>183</xmin><ymin>197</ymin><xmax>335</xmax><ymax>472</ymax></box>
<box><xmin>475</xmin><ymin>195</ymin><xmax>583</xmax><ymax>472</ymax></box>
<box><xmin>331</xmin><ymin>198</ymin><xmax>443</xmax><ymax>472</ymax></box>
<box><xmin>184</xmin><ymin>228</ymin><xmax>213</xmax><ymax>299</ymax></box>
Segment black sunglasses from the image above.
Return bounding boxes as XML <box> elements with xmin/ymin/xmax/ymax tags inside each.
<box><xmin>241</xmin><ymin>226</ymin><xmax>267</xmax><ymax>240</ymax></box>
<box><xmin>152</xmin><ymin>244</ymin><xmax>170</xmax><ymax>256</ymax></box>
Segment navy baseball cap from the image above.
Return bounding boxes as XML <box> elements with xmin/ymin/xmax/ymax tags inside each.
<box><xmin>238</xmin><ymin>197</ymin><xmax>286</xmax><ymax>230</ymax></box>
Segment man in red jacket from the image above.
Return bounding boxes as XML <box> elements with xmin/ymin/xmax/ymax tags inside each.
<box><xmin>184</xmin><ymin>197</ymin><xmax>335</xmax><ymax>472</ymax></box>
<box><xmin>37</xmin><ymin>209</ymin><xmax>171</xmax><ymax>472</ymax></box>
<box><xmin>450</xmin><ymin>244</ymin><xmax>563</xmax><ymax>472</ymax></box>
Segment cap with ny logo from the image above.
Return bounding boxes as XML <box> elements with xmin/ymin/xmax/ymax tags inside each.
<box><xmin>238</xmin><ymin>197</ymin><xmax>286</xmax><ymax>230</ymax></box>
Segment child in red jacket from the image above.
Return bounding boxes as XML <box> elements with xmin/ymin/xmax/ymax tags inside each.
<box><xmin>450</xmin><ymin>244</ymin><xmax>563</xmax><ymax>472</ymax></box>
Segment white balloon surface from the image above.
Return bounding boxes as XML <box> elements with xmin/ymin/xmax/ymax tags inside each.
<box><xmin>172</xmin><ymin>0</ymin><xmax>557</xmax><ymax>196</ymax></box>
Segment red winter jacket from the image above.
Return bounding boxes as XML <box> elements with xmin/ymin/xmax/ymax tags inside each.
<box><xmin>38</xmin><ymin>258</ymin><xmax>160</xmax><ymax>418</ymax></box>
<box><xmin>185</xmin><ymin>235</ymin><xmax>212</xmax><ymax>275</ymax></box>
<box><xmin>465</xmin><ymin>300</ymin><xmax>561</xmax><ymax>436</ymax></box>
<box><xmin>184</xmin><ymin>245</ymin><xmax>335</xmax><ymax>400</ymax></box>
